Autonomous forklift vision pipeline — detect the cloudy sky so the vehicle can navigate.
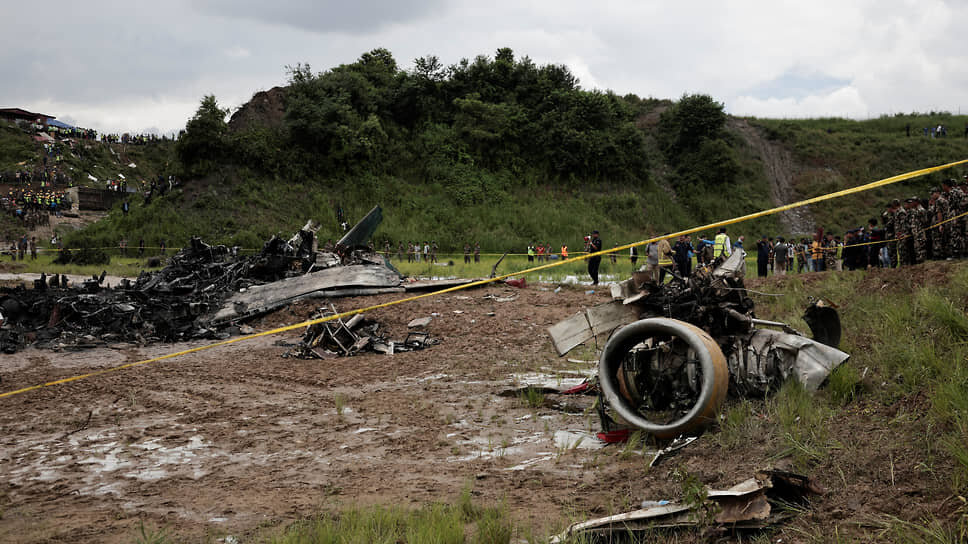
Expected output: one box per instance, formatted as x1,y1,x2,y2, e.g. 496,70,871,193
2,0,965,134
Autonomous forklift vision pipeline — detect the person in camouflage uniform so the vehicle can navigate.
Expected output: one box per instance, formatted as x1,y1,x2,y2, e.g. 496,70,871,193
913,197,929,263
928,187,949,260
946,179,967,257
896,199,913,265
882,199,900,267
823,232,838,271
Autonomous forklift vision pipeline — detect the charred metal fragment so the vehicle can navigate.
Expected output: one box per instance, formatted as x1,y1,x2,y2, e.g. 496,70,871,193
284,304,437,359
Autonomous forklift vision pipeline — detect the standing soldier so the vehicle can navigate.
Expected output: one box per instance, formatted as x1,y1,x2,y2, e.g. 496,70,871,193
898,200,914,266
911,198,928,264
823,232,838,272
473,242,480,263
464,243,472,264
928,187,948,260
883,200,899,267
945,179,967,258
397,241,405,261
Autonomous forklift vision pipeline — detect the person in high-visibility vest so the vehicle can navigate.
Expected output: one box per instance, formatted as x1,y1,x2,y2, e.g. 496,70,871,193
560,244,568,258
657,235,675,284
713,227,732,259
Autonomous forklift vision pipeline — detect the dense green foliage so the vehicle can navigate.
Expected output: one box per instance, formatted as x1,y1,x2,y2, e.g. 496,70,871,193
658,94,739,188
75,48,778,253
176,95,229,176
264,48,649,185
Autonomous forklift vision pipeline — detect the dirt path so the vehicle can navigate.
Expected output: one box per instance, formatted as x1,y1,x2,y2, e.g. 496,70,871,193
730,119,814,234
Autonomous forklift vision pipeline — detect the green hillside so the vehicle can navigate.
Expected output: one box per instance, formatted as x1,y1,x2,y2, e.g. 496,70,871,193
751,115,968,233
5,48,968,254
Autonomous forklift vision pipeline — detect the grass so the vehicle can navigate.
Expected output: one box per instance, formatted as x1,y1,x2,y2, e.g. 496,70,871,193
131,521,172,544
519,387,545,410
751,262,968,492
333,393,347,417
267,487,513,544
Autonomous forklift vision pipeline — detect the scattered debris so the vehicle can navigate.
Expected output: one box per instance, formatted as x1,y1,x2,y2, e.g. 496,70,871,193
407,317,433,328
549,249,850,438
284,305,437,359
550,470,824,542
484,293,518,303
648,436,697,467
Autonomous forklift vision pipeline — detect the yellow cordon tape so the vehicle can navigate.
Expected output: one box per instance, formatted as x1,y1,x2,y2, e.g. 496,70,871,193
3,157,968,400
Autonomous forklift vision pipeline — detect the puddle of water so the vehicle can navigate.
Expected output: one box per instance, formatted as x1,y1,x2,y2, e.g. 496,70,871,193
509,372,588,391
505,454,556,471
553,430,605,450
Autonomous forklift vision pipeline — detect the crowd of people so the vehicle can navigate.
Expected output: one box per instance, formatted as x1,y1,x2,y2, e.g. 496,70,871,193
99,133,170,145
0,168,73,189
526,242,570,263
400,241,440,263
644,175,968,280
5,234,39,261
2,188,71,226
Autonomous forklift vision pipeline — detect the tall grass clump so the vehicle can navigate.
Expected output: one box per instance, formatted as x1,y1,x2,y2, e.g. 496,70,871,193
270,489,514,544
769,380,831,469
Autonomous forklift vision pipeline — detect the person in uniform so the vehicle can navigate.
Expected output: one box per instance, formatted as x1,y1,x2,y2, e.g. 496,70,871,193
823,232,838,271
945,179,967,257
928,187,948,260
882,200,899,267
898,199,914,265
907,198,926,264
656,235,674,284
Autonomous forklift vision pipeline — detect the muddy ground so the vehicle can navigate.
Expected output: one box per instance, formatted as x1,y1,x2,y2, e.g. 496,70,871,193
0,278,958,542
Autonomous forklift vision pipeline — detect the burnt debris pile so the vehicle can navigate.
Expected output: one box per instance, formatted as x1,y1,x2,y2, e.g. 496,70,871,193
0,209,399,353
284,305,437,359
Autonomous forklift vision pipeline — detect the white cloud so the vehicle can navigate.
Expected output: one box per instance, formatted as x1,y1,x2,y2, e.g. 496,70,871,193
3,0,968,132
731,86,868,119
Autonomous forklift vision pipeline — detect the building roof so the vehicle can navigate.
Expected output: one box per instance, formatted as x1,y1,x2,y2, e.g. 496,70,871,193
47,119,74,129
0,108,56,120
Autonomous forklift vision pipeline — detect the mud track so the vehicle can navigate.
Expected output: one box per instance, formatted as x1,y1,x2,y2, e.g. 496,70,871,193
731,119,814,234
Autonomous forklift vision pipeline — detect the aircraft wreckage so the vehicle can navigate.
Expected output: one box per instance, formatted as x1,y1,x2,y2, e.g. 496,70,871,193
0,206,463,353
549,249,849,439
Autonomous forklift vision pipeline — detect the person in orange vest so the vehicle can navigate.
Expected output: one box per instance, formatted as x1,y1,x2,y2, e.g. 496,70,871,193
560,244,568,259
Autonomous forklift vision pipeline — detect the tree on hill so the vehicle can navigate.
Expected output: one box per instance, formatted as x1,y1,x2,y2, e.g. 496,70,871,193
275,47,648,185
658,93,737,187
177,95,229,176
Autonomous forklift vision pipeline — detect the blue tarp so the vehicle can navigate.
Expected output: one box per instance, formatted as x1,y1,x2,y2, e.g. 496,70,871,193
47,119,74,130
